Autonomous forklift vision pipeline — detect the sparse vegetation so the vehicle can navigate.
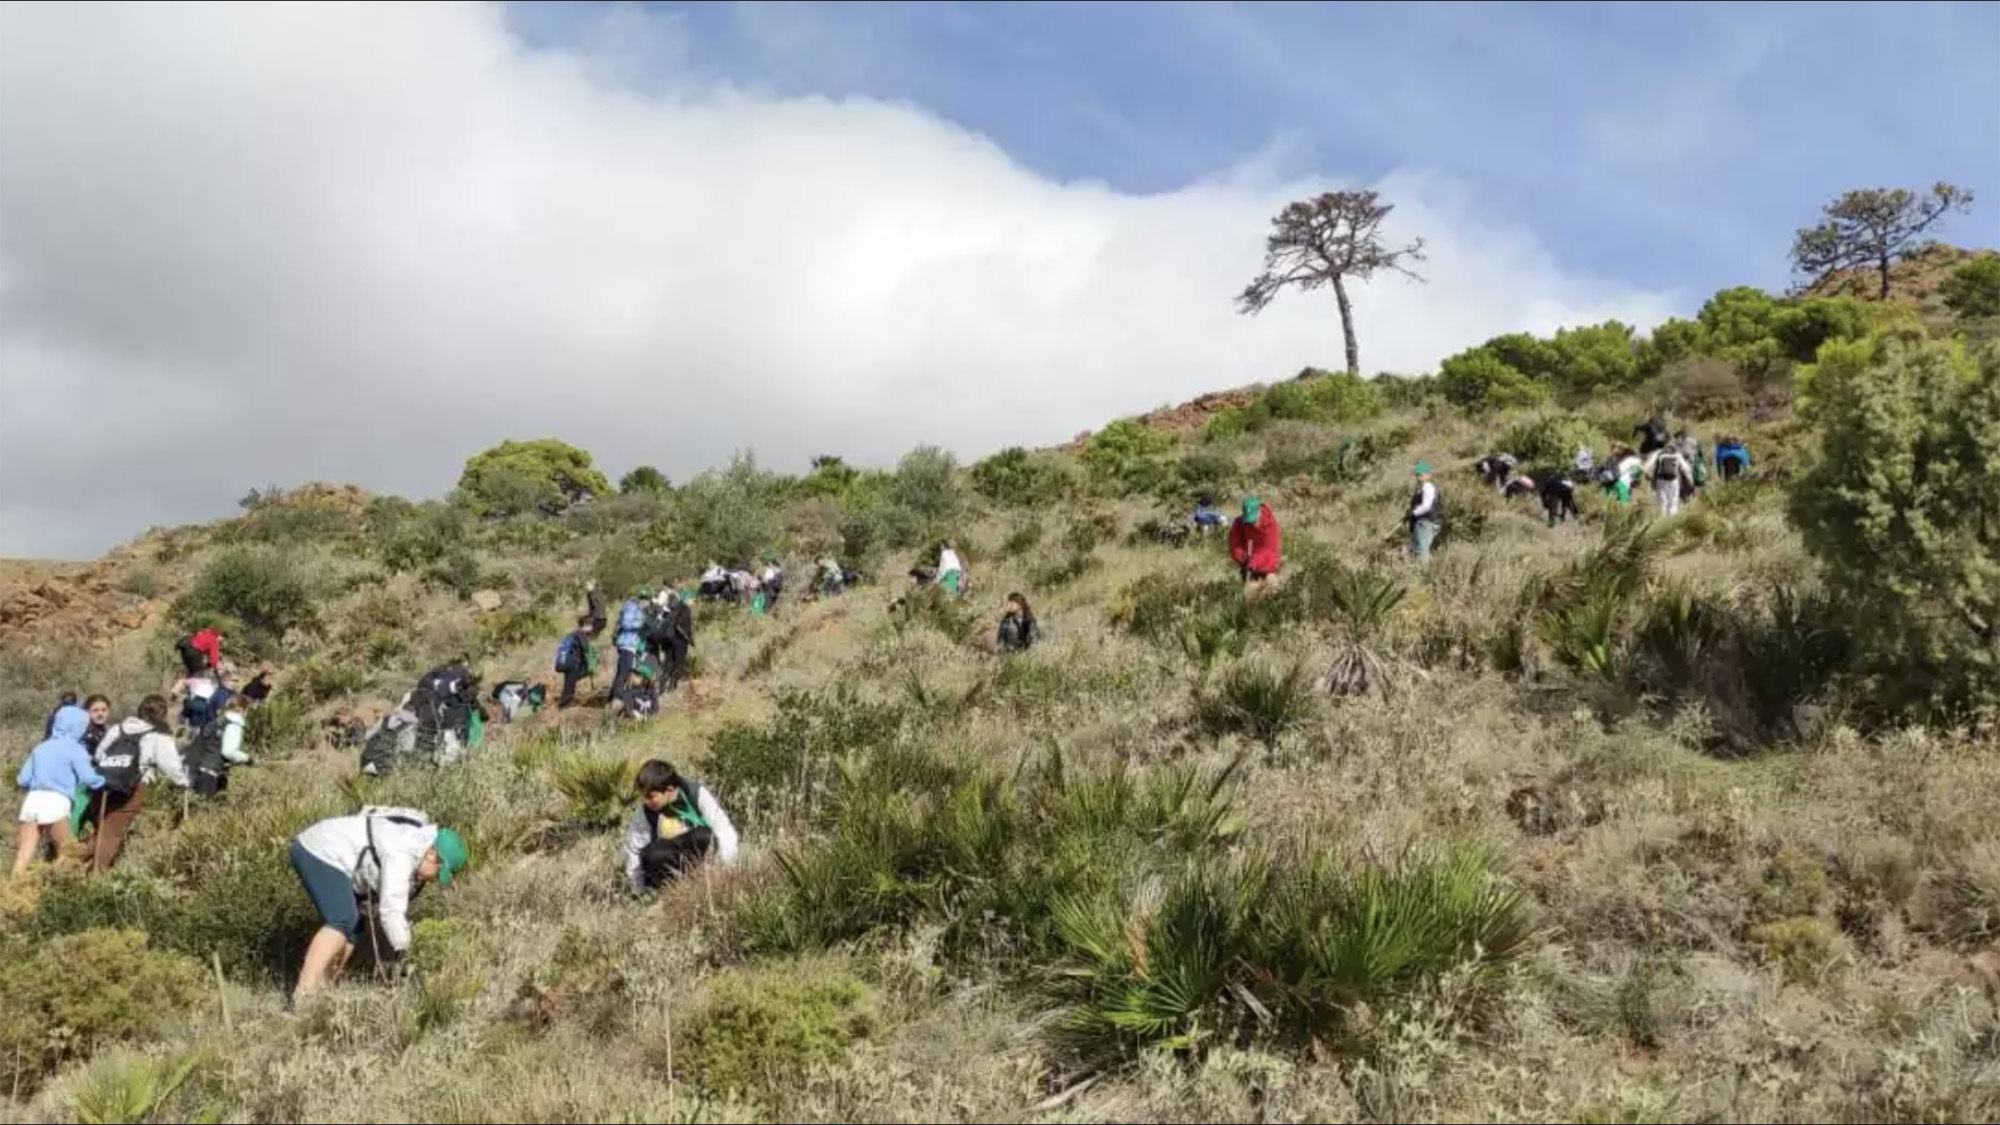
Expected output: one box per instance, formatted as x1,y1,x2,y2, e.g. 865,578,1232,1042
6,237,2000,1124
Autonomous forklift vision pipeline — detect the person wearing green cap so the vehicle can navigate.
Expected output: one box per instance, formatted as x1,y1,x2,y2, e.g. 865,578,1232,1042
1228,495,1282,588
1408,463,1444,565
288,805,469,1005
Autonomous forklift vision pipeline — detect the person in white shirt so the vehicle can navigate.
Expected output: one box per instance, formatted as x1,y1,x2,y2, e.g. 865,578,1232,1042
288,806,469,1005
938,541,966,596
85,694,190,872
622,760,739,895
1408,462,1444,566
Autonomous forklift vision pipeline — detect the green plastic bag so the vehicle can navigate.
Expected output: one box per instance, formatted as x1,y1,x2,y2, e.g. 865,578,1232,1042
751,592,769,615
467,709,485,750
942,570,963,596
69,785,91,837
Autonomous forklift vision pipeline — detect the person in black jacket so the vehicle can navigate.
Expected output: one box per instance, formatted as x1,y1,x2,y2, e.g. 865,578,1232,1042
662,592,695,690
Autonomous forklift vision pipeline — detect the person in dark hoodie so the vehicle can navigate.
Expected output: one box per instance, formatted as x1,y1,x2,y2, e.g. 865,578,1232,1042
1228,496,1283,588
15,705,105,876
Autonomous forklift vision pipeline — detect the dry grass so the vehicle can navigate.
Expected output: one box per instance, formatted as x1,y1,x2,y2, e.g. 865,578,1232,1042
5,400,2000,1124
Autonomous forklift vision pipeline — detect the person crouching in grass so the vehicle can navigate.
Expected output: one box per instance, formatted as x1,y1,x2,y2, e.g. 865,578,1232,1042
623,760,740,895
287,806,469,1006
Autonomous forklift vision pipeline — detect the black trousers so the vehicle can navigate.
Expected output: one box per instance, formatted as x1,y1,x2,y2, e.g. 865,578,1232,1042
640,827,716,888
559,668,585,708
665,640,690,689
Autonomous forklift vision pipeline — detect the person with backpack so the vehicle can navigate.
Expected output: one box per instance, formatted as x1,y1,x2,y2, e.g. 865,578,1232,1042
186,693,253,798
1229,496,1282,586
1644,441,1694,515
663,591,694,690
176,628,224,677
84,694,189,873
1408,464,1444,566
996,592,1039,654
491,681,545,723
612,590,649,704
410,658,478,764
755,555,785,615
1573,444,1596,481
358,703,418,777
1715,436,1753,482
622,760,739,894
554,617,596,709
1539,471,1580,527
1635,418,1669,455
14,705,105,876
1674,429,1707,501
288,806,469,1005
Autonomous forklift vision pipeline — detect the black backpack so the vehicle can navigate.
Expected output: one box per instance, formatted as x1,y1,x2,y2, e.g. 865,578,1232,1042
185,721,229,797
1653,448,1683,482
175,634,207,674
96,729,148,796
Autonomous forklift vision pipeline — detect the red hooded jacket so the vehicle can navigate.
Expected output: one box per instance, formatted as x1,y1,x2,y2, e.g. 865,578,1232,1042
190,627,223,669
1229,505,1282,576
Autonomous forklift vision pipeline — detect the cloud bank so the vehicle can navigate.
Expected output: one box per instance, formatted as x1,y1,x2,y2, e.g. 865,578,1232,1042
0,2,1672,558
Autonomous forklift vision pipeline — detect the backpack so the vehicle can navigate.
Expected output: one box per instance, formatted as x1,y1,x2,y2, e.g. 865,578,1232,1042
359,712,416,776
555,633,586,675
1653,449,1683,482
176,634,207,673
185,721,229,797
96,729,147,796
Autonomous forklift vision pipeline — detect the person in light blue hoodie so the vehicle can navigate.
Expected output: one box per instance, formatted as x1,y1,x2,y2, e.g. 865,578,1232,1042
14,704,104,876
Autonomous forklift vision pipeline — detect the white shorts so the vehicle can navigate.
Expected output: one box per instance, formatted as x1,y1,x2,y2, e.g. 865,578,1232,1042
17,789,72,826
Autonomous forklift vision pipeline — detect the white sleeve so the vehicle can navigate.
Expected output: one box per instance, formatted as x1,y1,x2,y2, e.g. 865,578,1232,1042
221,720,250,764
623,806,651,894
146,734,191,788
699,788,740,864
375,848,417,953
1412,483,1437,517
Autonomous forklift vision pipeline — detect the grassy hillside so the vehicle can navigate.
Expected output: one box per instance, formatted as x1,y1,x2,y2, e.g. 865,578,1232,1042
2,267,1998,1123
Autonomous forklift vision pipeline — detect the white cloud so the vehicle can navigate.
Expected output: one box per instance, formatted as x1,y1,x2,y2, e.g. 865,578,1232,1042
0,1,1673,558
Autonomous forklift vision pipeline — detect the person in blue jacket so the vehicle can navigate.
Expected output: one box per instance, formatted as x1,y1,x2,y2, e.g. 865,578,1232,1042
611,588,651,704
14,704,105,876
1715,436,1753,482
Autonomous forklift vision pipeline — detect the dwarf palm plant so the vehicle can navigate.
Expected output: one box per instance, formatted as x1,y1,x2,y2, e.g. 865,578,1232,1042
1320,567,1409,697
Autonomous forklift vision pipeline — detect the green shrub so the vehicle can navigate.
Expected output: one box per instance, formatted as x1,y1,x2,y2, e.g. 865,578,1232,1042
247,697,315,756
665,452,787,568
1497,414,1611,466
999,520,1045,557
511,927,629,1036
594,545,676,601
1438,349,1552,411
891,445,964,530
486,518,577,553
424,551,484,599
169,548,319,653
378,504,470,574
892,584,980,645
457,439,612,518
672,965,880,1100
66,1050,220,1125
1109,572,1241,641
1198,659,1316,752
117,566,161,599
1788,333,2000,718
477,608,554,657
706,688,906,825
620,465,671,495
1029,548,1102,590
551,754,635,829
1175,451,1240,499
1046,844,1535,1066
0,930,205,1092
292,655,368,705
1084,420,1175,495
1942,256,2000,319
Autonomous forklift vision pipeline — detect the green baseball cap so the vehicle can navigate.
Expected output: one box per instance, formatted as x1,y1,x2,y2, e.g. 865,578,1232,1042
1243,496,1262,521
432,827,469,887
1414,462,1434,476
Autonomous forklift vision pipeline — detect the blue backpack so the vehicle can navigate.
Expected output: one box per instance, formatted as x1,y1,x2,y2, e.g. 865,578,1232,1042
182,687,232,731
555,633,585,675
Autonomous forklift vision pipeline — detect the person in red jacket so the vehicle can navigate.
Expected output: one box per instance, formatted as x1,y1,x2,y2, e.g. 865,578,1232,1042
1228,496,1282,586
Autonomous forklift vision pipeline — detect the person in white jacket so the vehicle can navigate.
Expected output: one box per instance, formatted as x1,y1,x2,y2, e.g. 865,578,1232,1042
622,760,739,895
938,541,966,596
84,694,190,872
287,805,469,1005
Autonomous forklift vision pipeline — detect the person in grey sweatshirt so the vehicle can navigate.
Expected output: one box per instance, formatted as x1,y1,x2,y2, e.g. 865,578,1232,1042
288,806,469,1005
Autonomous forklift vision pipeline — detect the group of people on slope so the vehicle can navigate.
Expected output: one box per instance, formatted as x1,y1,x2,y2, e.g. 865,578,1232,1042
1476,419,1754,528
1210,458,1451,582
15,630,270,877
285,757,739,1007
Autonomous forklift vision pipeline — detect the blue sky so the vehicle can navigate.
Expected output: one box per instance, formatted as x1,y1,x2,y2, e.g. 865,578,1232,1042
511,0,2000,299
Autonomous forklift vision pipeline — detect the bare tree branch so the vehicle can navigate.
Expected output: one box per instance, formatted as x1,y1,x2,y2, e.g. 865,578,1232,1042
1791,183,1975,300
1235,190,1426,375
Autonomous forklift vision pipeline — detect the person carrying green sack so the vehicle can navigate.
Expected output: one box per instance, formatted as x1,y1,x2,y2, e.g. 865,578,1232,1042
938,541,966,596
1408,463,1444,566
